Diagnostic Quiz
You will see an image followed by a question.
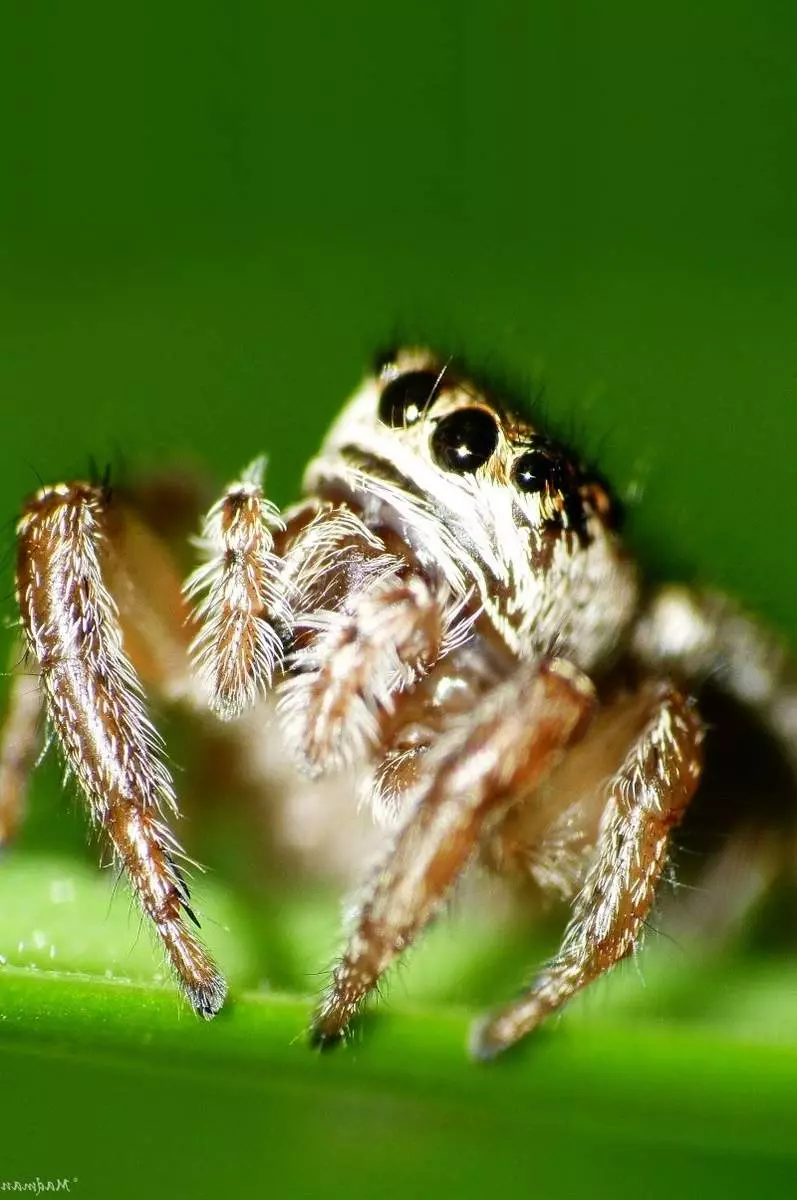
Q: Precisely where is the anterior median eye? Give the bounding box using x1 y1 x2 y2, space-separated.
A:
378 370 441 428
430 409 499 473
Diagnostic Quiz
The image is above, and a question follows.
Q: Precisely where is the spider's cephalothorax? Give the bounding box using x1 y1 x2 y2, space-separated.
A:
306 349 638 670
4 347 797 1058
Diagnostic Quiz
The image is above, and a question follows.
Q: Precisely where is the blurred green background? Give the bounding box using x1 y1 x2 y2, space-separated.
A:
2 2 797 1196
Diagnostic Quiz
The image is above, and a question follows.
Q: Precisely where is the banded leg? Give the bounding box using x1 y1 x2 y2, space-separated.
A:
310 659 595 1047
470 682 703 1060
16 483 226 1017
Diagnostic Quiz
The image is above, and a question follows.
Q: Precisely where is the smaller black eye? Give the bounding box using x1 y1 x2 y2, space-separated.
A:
378 370 441 428
513 450 563 493
431 409 499 473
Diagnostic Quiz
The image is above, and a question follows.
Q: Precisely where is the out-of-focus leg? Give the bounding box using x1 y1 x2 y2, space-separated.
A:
310 659 595 1047
0 649 43 845
662 823 786 944
470 682 703 1060
633 585 797 937
633 585 797 766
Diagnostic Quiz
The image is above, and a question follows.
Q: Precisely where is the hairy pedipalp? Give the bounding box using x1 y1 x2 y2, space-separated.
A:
186 457 290 719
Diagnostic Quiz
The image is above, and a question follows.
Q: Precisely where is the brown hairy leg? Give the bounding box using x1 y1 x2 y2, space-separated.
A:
1 472 211 848
14 481 226 1017
482 685 663 900
365 635 504 826
470 682 703 1060
310 658 596 1048
0 645 43 845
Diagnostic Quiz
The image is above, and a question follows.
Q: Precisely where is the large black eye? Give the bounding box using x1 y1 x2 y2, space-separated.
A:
514 449 590 540
513 450 563 493
378 370 441 428
431 409 499 473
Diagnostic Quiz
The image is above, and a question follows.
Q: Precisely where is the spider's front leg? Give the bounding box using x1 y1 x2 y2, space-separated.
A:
15 483 226 1016
471 681 703 1060
310 658 596 1048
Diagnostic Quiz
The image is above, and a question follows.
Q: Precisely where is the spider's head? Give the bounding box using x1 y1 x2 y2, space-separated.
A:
304 347 637 664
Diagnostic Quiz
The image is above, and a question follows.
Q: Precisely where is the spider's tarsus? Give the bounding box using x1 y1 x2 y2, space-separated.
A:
468 1016 508 1063
190 975 228 1020
308 1024 346 1052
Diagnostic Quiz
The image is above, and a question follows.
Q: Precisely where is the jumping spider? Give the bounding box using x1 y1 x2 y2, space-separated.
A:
2 347 796 1059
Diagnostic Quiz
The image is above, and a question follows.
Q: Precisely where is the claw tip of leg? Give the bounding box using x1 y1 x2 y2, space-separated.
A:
468 1017 505 1063
309 1024 345 1052
192 974 228 1020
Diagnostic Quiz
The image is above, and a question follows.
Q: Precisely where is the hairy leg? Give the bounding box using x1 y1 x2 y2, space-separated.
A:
278 506 474 776
361 634 509 826
310 658 595 1047
470 682 703 1060
483 686 658 900
0 646 43 845
15 482 225 1016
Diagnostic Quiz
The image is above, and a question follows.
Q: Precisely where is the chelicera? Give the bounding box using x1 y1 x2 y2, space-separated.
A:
2 347 795 1058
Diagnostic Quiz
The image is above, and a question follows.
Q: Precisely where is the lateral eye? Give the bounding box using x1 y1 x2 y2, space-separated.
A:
431 409 499 473
513 449 563 493
378 370 441 428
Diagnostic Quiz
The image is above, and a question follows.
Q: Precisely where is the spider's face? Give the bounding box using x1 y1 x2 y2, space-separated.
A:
304 348 639 666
